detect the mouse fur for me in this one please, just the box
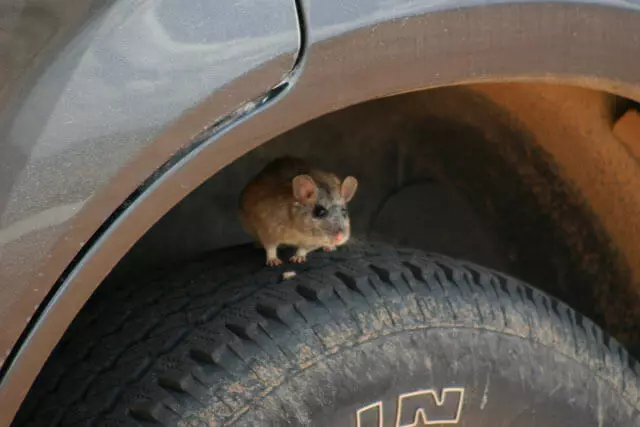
[239,157,358,266]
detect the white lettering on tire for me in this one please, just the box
[395,387,465,426]
[356,387,465,427]
[356,401,383,427]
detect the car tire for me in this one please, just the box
[13,243,640,426]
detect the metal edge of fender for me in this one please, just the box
[0,0,308,407]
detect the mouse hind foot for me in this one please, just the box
[289,247,309,264]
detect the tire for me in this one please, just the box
[13,243,640,426]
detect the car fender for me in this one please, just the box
[0,0,301,422]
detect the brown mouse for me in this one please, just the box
[239,157,358,266]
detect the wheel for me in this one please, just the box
[13,243,640,426]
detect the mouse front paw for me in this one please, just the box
[289,255,307,264]
[322,245,337,252]
[266,258,283,267]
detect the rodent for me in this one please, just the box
[239,156,358,266]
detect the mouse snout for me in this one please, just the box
[331,227,349,245]
[324,209,349,244]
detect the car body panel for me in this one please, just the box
[4,0,640,424]
[0,0,300,422]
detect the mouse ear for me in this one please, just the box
[341,176,358,202]
[292,175,318,204]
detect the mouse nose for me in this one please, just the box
[334,231,345,243]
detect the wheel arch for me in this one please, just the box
[5,1,640,423]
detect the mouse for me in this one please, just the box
[239,156,358,266]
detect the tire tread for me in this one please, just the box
[12,243,640,426]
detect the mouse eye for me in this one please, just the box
[341,207,348,216]
[313,205,328,218]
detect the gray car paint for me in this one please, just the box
[0,0,299,421]
[0,0,298,366]
[4,0,640,423]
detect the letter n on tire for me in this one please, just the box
[395,387,465,426]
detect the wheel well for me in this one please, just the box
[107,82,640,355]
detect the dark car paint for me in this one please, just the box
[0,0,300,422]
[3,0,640,424]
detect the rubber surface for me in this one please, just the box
[12,243,640,426]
